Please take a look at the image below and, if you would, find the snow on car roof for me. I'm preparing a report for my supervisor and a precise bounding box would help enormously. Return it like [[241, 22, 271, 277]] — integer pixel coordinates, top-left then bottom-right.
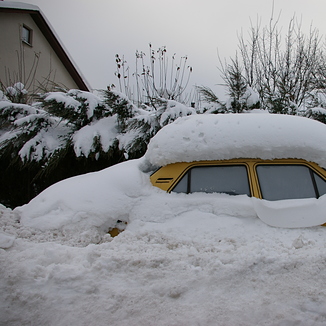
[[144, 113, 326, 168]]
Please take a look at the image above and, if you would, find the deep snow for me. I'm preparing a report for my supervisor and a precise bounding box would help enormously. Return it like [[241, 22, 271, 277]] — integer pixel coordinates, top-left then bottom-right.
[[1, 113, 326, 325], [2, 201, 326, 326], [144, 113, 326, 168]]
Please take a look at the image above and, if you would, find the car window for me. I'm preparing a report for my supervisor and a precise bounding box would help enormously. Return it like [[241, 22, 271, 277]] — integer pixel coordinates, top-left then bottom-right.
[[172, 172, 188, 193], [256, 164, 321, 201], [314, 172, 326, 197], [172, 165, 250, 196]]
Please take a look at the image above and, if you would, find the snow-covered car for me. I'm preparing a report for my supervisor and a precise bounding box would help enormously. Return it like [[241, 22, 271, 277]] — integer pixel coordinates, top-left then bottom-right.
[[5, 113, 326, 326], [151, 158, 326, 201], [15, 113, 326, 234], [146, 113, 326, 228]]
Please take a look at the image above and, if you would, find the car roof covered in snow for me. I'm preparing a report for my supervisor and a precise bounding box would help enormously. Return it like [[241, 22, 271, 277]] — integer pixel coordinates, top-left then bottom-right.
[[143, 113, 326, 168]]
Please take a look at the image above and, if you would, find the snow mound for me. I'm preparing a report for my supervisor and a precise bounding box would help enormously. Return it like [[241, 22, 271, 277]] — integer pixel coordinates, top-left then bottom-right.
[[0, 231, 15, 249], [144, 113, 326, 168], [14, 113, 326, 234], [253, 195, 326, 228], [3, 202, 326, 326], [15, 159, 152, 234], [15, 158, 259, 236]]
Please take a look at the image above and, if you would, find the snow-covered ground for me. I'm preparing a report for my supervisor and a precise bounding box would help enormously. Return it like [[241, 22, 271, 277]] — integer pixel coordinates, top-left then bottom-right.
[[1, 113, 326, 325], [2, 199, 326, 326]]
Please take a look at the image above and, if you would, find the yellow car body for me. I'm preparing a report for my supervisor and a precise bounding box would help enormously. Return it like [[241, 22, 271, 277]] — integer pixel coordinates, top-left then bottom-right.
[[150, 158, 326, 200]]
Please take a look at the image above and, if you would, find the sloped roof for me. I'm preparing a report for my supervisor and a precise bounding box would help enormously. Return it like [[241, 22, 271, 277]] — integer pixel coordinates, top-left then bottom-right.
[[0, 1, 90, 91]]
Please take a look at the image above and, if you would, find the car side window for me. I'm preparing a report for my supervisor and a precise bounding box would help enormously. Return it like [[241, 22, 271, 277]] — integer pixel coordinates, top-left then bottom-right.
[[172, 165, 251, 196], [256, 164, 325, 201], [172, 172, 188, 193], [314, 172, 326, 197]]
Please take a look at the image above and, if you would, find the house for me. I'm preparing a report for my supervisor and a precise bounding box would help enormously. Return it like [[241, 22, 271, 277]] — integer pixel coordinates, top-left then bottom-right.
[[0, 1, 90, 94]]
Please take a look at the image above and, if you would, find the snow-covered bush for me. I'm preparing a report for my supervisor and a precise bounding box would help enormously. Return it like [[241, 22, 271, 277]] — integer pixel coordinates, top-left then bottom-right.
[[117, 98, 196, 158], [0, 86, 198, 207], [305, 107, 326, 124], [0, 101, 70, 164], [225, 85, 261, 113], [3, 82, 28, 104]]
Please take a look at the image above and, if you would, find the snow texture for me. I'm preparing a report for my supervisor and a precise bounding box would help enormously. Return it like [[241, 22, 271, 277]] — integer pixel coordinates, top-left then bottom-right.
[[253, 195, 326, 228], [73, 116, 118, 157], [310, 107, 326, 115], [2, 190, 326, 325], [159, 99, 196, 126], [144, 113, 326, 168], [44, 91, 81, 110], [18, 117, 70, 162], [2, 113, 326, 325]]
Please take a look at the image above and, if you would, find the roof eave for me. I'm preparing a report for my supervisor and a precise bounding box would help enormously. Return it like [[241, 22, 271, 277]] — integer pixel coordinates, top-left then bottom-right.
[[0, 2, 91, 91], [30, 12, 90, 91]]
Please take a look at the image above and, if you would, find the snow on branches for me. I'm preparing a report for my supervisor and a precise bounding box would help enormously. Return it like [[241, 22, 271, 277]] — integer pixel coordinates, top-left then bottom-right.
[[0, 88, 197, 167]]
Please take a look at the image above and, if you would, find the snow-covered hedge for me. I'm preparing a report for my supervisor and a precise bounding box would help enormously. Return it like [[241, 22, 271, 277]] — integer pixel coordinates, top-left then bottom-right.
[[0, 87, 197, 207], [1, 83, 326, 208]]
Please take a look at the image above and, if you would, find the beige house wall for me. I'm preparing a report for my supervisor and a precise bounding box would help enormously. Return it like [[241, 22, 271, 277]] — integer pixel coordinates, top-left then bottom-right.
[[0, 12, 79, 92]]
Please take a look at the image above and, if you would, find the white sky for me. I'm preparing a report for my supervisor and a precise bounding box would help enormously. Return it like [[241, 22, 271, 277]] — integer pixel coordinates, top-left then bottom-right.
[[14, 0, 326, 98]]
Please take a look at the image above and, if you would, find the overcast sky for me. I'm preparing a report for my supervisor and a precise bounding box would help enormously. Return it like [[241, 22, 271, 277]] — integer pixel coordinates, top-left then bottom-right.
[[16, 0, 326, 97]]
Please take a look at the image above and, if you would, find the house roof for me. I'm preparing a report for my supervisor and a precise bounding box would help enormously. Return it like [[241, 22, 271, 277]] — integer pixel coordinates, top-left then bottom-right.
[[0, 1, 91, 91]]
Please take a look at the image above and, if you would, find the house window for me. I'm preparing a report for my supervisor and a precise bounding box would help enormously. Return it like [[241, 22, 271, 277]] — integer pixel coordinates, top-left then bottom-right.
[[22, 25, 32, 45]]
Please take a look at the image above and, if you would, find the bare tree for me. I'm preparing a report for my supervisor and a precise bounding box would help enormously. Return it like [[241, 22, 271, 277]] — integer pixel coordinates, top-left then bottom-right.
[[115, 44, 193, 107], [220, 11, 325, 114]]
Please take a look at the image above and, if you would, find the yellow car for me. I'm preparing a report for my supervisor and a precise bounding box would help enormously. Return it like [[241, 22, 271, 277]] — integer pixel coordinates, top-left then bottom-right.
[[151, 158, 326, 200], [145, 113, 326, 228]]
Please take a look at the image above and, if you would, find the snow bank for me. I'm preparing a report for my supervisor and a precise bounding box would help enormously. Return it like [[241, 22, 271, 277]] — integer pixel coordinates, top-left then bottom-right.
[[253, 195, 326, 228], [144, 113, 326, 168], [15, 158, 257, 235], [4, 112, 326, 325], [15, 159, 152, 233], [2, 201, 326, 325], [0, 231, 15, 249]]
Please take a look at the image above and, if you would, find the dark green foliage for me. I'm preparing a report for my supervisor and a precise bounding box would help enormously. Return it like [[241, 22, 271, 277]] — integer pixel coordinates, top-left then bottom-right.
[[117, 97, 196, 159], [40, 90, 111, 129], [0, 144, 125, 209], [224, 58, 248, 113], [102, 88, 135, 131], [305, 108, 326, 124], [267, 97, 297, 115], [0, 89, 130, 208]]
